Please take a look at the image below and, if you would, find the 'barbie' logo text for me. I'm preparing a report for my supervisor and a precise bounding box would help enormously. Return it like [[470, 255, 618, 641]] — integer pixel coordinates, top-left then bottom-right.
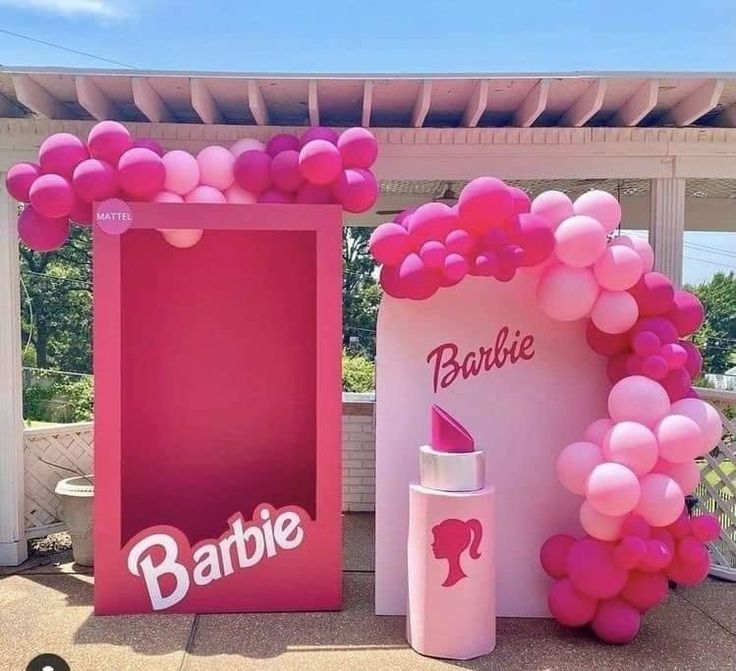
[[431, 518, 483, 587]]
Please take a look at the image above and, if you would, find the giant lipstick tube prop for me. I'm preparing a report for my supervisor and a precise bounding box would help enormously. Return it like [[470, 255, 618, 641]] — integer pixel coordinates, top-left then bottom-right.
[[407, 406, 496, 660]]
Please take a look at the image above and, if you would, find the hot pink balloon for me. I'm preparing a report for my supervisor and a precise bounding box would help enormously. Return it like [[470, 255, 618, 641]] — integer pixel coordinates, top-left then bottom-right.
[[153, 191, 184, 203], [602, 422, 658, 476], [580, 501, 626, 541], [224, 184, 257, 204], [530, 190, 574, 229], [230, 137, 265, 157], [87, 121, 132, 165], [233, 150, 272, 195], [419, 240, 448, 269], [554, 215, 608, 268], [472, 252, 499, 277], [667, 290, 704, 336], [298, 140, 342, 185], [591, 290, 639, 335], [573, 190, 622, 234], [540, 534, 576, 579], [397, 253, 439, 300], [370, 223, 411, 266], [133, 138, 164, 156], [607, 353, 630, 384], [585, 323, 629, 356], [334, 168, 378, 213], [629, 272, 675, 316], [17, 206, 69, 252], [537, 265, 599, 322], [257, 188, 295, 204], [296, 182, 333, 204], [118, 147, 166, 199], [567, 538, 628, 599], [443, 253, 468, 285], [29, 173, 75, 218], [641, 355, 669, 381], [548, 578, 598, 627], [184, 185, 226, 204], [654, 414, 704, 463], [160, 229, 203, 248], [379, 264, 405, 299], [611, 235, 654, 272], [300, 127, 339, 147], [613, 536, 647, 569], [265, 133, 299, 157], [336, 127, 378, 169], [72, 158, 117, 203], [689, 514, 720, 543], [594, 245, 644, 291], [197, 146, 234, 190], [621, 515, 652, 540], [635, 474, 684, 527], [666, 551, 710, 586], [508, 186, 531, 214], [669, 398, 722, 453], [556, 441, 604, 495], [270, 149, 304, 192], [660, 343, 688, 370], [584, 418, 615, 445], [586, 463, 641, 516], [632, 316, 678, 345], [408, 202, 458, 245], [591, 598, 641, 644], [632, 330, 661, 357], [661, 367, 692, 402], [162, 150, 200, 195], [620, 571, 668, 612], [608, 375, 671, 427], [39, 132, 89, 179], [681, 341, 703, 379], [69, 197, 92, 225], [445, 229, 474, 255], [457, 177, 513, 234], [5, 162, 41, 202], [517, 213, 555, 266]]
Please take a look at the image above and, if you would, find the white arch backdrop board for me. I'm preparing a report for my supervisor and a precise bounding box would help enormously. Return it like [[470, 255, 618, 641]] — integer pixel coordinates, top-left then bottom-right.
[[374, 273, 611, 617]]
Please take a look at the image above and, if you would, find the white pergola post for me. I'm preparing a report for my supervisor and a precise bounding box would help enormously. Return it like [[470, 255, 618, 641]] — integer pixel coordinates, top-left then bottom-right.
[[649, 177, 686, 287], [0, 175, 26, 566]]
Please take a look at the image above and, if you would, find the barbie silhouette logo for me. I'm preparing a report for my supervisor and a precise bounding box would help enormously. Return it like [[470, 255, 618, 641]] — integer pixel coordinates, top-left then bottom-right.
[[431, 518, 483, 587]]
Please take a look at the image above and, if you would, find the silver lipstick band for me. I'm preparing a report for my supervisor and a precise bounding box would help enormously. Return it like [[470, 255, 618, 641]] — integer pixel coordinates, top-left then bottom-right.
[[419, 444, 485, 492]]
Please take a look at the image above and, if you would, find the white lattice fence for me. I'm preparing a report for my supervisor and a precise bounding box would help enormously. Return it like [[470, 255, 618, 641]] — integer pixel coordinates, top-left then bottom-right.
[[693, 388, 736, 581], [23, 422, 93, 539]]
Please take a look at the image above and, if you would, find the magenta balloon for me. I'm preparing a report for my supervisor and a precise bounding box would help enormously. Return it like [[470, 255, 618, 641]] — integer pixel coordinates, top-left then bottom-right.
[[611, 235, 654, 273], [296, 182, 333, 204], [408, 202, 458, 245], [457, 177, 513, 235], [6, 162, 41, 202], [655, 414, 703, 463], [184, 185, 226, 203], [540, 534, 576, 579], [419, 240, 448, 269], [660, 343, 687, 370], [677, 536, 708, 566], [39, 132, 89, 179], [608, 375, 671, 427], [17, 206, 69, 251], [233, 150, 272, 195], [530, 190, 574, 229], [680, 342, 703, 379], [472, 251, 499, 277], [265, 133, 300, 157], [613, 536, 647, 570], [591, 290, 639, 335], [666, 551, 710, 586], [69, 197, 92, 225], [153, 191, 184, 203], [567, 538, 628, 599], [397, 253, 439, 300], [370, 223, 411, 266], [548, 578, 598, 627], [635, 473, 684, 527], [257, 188, 295, 204], [669, 398, 722, 452], [162, 150, 200, 196], [445, 229, 474, 255], [629, 272, 675, 317], [556, 441, 604, 495], [379, 264, 405, 299], [690, 514, 720, 543], [586, 462, 641, 516], [197, 145, 235, 191], [641, 354, 669, 381], [336, 127, 378, 169], [517, 213, 555, 266], [579, 501, 626, 541], [300, 127, 339, 147], [584, 418, 614, 445], [230, 137, 265, 157], [482, 229, 508, 250], [625, 354, 643, 376], [653, 458, 700, 495], [632, 316, 678, 345], [508, 186, 531, 214], [620, 515, 651, 540], [620, 571, 668, 612], [554, 215, 608, 268], [72, 158, 117, 203], [298, 140, 342, 186], [443, 253, 469, 285], [87, 121, 132, 165], [638, 538, 672, 572], [269, 149, 304, 192], [602, 422, 658, 476], [29, 173, 75, 218], [493, 254, 518, 283], [133, 138, 164, 156], [661, 367, 692, 402], [393, 207, 416, 226], [632, 331, 661, 357], [594, 245, 644, 291], [667, 290, 705, 336], [333, 168, 378, 213], [537, 265, 599, 322], [224, 184, 256, 204], [591, 598, 641, 644], [573, 190, 622, 234], [118, 148, 166, 199], [585, 323, 629, 356]]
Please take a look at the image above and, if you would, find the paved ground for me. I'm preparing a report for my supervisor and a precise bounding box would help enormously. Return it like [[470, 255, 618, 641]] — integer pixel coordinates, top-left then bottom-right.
[[1, 513, 735, 670]]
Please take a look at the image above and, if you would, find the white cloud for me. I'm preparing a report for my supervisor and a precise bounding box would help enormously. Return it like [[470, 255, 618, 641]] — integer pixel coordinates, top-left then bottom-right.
[[0, 0, 126, 19]]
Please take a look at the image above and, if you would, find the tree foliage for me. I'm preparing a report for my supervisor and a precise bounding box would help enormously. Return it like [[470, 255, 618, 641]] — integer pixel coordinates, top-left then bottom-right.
[[343, 226, 380, 358], [688, 272, 736, 374]]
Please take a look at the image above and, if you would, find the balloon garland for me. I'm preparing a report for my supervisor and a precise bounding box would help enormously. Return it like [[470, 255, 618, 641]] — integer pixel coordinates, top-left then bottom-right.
[[6, 121, 380, 251], [368, 177, 722, 644]]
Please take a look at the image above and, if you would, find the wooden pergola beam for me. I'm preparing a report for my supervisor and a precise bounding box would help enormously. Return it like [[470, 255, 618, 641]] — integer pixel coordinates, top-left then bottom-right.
[[411, 80, 432, 128], [462, 80, 489, 128], [561, 79, 607, 127], [666, 79, 724, 127], [191, 78, 223, 125], [132, 77, 173, 123], [513, 79, 549, 128], [361, 80, 373, 127], [308, 79, 320, 126], [247, 80, 269, 126], [75, 76, 120, 121], [12, 75, 67, 119], [614, 80, 658, 127]]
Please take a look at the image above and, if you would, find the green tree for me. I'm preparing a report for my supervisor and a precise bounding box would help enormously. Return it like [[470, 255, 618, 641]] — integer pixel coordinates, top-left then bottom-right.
[[343, 226, 380, 358], [688, 272, 736, 374]]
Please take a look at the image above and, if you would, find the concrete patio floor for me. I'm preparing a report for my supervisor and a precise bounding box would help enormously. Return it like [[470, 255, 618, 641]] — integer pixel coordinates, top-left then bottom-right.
[[1, 513, 735, 670]]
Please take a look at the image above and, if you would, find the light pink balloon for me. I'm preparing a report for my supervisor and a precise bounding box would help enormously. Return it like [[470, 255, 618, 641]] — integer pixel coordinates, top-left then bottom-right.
[[556, 441, 604, 495], [636, 473, 685, 527], [548, 578, 598, 627], [530, 190, 574, 229], [669, 398, 722, 453], [162, 150, 200, 195], [299, 140, 342, 185], [611, 235, 655, 272], [602, 422, 658, 476], [653, 457, 700, 495], [583, 418, 614, 445], [594, 245, 644, 291], [554, 215, 608, 268], [573, 190, 622, 234], [197, 146, 234, 190], [608, 376, 671, 427], [224, 184, 257, 204], [579, 501, 626, 541], [17, 205, 69, 252], [591, 290, 639, 335], [586, 463, 641, 516], [230, 137, 265, 158], [153, 191, 184, 203], [29, 174, 75, 218], [160, 229, 203, 248], [5, 162, 41, 202], [540, 534, 576, 578], [537, 265, 599, 321], [87, 121, 132, 165], [39, 132, 89, 178], [72, 158, 117, 203], [184, 185, 226, 203], [654, 414, 704, 463]]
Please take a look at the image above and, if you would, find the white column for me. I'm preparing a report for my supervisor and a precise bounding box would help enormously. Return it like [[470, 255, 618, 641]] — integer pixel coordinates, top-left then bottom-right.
[[649, 178, 686, 287], [0, 173, 27, 566]]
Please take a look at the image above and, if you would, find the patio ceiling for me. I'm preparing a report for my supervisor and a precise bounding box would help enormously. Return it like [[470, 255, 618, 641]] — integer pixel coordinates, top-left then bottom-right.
[[1, 68, 736, 129]]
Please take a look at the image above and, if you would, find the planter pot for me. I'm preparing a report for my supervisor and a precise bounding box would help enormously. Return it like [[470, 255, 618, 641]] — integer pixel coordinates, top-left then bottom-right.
[[54, 475, 94, 566]]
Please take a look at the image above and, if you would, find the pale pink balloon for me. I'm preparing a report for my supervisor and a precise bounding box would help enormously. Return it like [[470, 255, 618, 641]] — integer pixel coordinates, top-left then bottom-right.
[[153, 191, 184, 203], [583, 418, 614, 445], [540, 534, 576, 579], [160, 229, 203, 248], [593, 245, 644, 291], [162, 150, 200, 196], [611, 235, 655, 272], [653, 458, 700, 495], [586, 463, 641, 516], [230, 137, 265, 157], [556, 441, 604, 495], [579, 501, 626, 541], [654, 414, 704, 463], [670, 398, 722, 453], [635, 473, 685, 527], [608, 375, 671, 427], [17, 205, 69, 252], [184, 185, 226, 203], [548, 578, 598, 627], [573, 190, 622, 234], [537, 265, 599, 321], [602, 422, 658, 476], [197, 146, 234, 190], [224, 184, 257, 204], [554, 215, 608, 268], [530, 190, 574, 229], [591, 290, 639, 335]]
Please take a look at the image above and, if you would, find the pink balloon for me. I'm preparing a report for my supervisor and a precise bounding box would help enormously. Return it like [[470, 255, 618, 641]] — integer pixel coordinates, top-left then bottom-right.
[[681, 342, 703, 379], [629, 272, 675, 317], [677, 536, 708, 565], [397, 253, 439, 300], [233, 150, 272, 195], [298, 140, 342, 185], [667, 511, 693, 539], [586, 463, 641, 516], [265, 133, 300, 157], [666, 551, 709, 586], [394, 207, 415, 226], [419, 240, 448, 269], [639, 537, 672, 571], [184, 185, 226, 204], [591, 290, 639, 335], [585, 323, 629, 356], [635, 474, 684, 527], [370, 223, 411, 266], [508, 186, 531, 214], [334, 168, 378, 213], [548, 578, 598, 627], [608, 375, 671, 427], [602, 422, 658, 476], [29, 173, 75, 218], [160, 229, 203, 248], [573, 190, 622, 234], [5, 162, 41, 202], [661, 368, 692, 402], [641, 355, 669, 381], [153, 191, 184, 203], [556, 441, 604, 495], [336, 127, 378, 169], [667, 290, 704, 336], [580, 501, 626, 541], [457, 177, 513, 235], [594, 245, 644, 291], [118, 148, 166, 199], [611, 235, 654, 272], [445, 229, 474, 255], [584, 418, 615, 445], [133, 138, 164, 156], [197, 146, 234, 190], [670, 398, 722, 452], [257, 188, 295, 204], [39, 132, 89, 178], [379, 264, 405, 299], [443, 253, 469, 285], [613, 536, 647, 569], [162, 150, 199, 195], [540, 534, 576, 579], [408, 203, 458, 245], [69, 197, 92, 225], [620, 571, 668, 612], [300, 127, 339, 147], [87, 121, 132, 165], [660, 343, 687, 370], [530, 190, 574, 229], [607, 353, 630, 384], [654, 414, 704, 463], [72, 158, 117, 203], [621, 515, 652, 540], [296, 182, 333, 204], [17, 206, 69, 251], [591, 598, 641, 644], [472, 252, 499, 277], [689, 514, 720, 542], [632, 316, 678, 345], [230, 137, 265, 157], [224, 184, 257, 204], [269, 149, 304, 192], [567, 538, 628, 599], [517, 213, 555, 266], [537, 265, 599, 322], [632, 330, 661, 357], [554, 215, 608, 268]]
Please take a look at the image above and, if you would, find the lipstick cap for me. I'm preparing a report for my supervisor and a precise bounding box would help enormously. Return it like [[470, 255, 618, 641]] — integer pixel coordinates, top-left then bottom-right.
[[419, 444, 485, 492]]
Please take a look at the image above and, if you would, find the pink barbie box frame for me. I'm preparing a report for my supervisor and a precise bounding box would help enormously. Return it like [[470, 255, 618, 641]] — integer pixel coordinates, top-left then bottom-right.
[[93, 203, 343, 615]]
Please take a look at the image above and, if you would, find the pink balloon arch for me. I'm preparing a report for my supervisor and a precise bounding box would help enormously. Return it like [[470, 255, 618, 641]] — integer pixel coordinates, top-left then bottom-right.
[[369, 177, 722, 644]]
